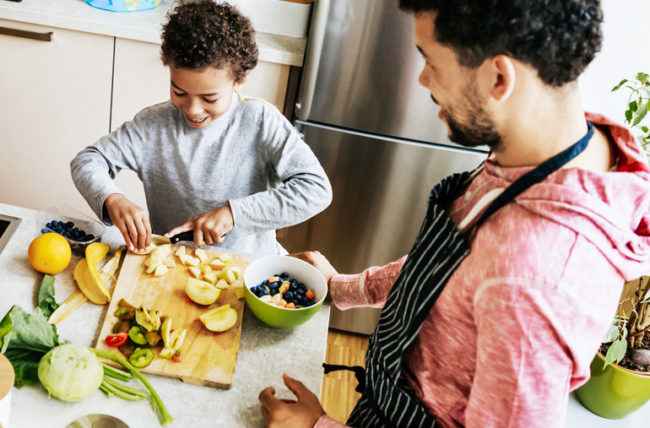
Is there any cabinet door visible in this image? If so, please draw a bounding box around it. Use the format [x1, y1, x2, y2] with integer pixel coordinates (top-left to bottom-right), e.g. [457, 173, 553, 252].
[111, 38, 291, 211]
[0, 19, 113, 217]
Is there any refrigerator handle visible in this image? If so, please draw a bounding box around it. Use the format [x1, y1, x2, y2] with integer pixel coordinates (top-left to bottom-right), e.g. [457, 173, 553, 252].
[295, 0, 331, 121]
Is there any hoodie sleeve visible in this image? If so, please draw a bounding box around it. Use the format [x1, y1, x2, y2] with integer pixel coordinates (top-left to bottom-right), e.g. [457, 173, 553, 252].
[228, 104, 332, 234]
[70, 112, 147, 224]
[330, 256, 407, 310]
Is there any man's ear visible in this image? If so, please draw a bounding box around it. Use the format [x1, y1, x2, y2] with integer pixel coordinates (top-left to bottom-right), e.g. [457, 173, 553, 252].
[488, 55, 516, 102]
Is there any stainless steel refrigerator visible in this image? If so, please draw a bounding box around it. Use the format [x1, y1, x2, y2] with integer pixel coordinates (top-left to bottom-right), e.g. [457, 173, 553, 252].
[278, 0, 488, 334]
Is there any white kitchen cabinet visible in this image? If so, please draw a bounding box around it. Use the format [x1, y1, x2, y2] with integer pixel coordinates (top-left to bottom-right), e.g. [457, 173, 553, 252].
[0, 19, 114, 218]
[110, 37, 292, 211]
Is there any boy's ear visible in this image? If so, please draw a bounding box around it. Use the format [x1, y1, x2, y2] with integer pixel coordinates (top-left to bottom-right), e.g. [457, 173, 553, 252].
[487, 55, 516, 102]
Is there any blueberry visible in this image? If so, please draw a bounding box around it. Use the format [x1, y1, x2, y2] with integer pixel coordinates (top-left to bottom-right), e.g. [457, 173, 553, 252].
[270, 289, 277, 296]
[64, 221, 73, 228]
[290, 283, 297, 291]
[280, 272, 289, 278]
[285, 291, 294, 300]
[262, 280, 269, 286]
[86, 234, 95, 240]
[41, 228, 50, 234]
[269, 282, 279, 289]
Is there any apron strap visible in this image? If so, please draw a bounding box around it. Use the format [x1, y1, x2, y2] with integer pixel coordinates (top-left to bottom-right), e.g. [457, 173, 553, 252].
[473, 121, 594, 228]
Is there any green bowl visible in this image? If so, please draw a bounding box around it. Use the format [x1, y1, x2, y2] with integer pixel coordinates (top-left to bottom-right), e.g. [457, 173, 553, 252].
[244, 255, 327, 329]
[575, 352, 650, 419]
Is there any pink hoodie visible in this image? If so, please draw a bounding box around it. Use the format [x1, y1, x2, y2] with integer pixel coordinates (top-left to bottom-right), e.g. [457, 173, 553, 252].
[317, 114, 650, 428]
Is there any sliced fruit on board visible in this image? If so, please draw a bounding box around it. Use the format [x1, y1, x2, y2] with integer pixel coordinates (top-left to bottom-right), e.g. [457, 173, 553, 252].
[199, 304, 238, 332]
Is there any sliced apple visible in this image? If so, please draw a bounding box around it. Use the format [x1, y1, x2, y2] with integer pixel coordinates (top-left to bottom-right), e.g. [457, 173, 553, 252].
[179, 254, 200, 267]
[221, 265, 243, 283]
[185, 277, 221, 305]
[195, 248, 208, 263]
[203, 272, 218, 284]
[209, 258, 226, 269]
[188, 266, 202, 278]
[174, 246, 186, 257]
[214, 279, 229, 289]
[199, 304, 238, 332]
[154, 264, 168, 276]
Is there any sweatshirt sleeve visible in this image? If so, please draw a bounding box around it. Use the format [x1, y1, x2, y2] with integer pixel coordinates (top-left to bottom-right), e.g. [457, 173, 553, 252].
[228, 104, 332, 234]
[330, 256, 407, 310]
[70, 112, 147, 223]
[464, 280, 577, 428]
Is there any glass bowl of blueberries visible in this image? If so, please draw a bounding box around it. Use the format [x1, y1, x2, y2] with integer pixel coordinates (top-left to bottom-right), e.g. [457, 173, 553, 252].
[243, 255, 328, 329]
[36, 206, 106, 255]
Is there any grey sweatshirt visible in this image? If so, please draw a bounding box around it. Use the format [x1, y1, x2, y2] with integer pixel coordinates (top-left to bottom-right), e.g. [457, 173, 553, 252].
[70, 93, 332, 255]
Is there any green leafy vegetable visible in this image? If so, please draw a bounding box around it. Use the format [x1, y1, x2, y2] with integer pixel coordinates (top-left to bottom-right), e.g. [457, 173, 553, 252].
[36, 274, 59, 317]
[0, 305, 61, 386]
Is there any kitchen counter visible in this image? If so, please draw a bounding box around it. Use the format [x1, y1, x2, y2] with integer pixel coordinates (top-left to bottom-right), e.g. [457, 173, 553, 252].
[0, 0, 307, 66]
[0, 202, 330, 427]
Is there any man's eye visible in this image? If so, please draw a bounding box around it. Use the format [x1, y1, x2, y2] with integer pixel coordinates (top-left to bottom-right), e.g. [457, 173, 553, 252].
[173, 91, 186, 97]
[203, 98, 218, 104]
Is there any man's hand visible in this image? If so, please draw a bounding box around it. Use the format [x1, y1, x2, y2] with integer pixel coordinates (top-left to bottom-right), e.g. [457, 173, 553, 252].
[165, 204, 234, 246]
[290, 251, 338, 285]
[259, 374, 326, 428]
[104, 193, 151, 252]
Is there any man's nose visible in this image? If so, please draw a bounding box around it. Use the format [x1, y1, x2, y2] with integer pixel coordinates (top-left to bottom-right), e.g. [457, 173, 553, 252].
[418, 68, 428, 88]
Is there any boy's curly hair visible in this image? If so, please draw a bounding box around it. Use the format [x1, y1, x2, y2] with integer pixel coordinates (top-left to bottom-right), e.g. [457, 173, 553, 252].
[161, 0, 258, 83]
[399, 0, 602, 87]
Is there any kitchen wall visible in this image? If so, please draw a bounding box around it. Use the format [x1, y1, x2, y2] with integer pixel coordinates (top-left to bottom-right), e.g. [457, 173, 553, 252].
[579, 0, 650, 123]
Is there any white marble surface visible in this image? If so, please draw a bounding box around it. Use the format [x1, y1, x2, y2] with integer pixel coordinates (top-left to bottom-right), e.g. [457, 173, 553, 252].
[0, 0, 307, 66]
[0, 202, 330, 428]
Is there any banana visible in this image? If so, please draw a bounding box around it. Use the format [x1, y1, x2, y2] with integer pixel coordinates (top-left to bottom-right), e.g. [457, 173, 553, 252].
[73, 242, 111, 304]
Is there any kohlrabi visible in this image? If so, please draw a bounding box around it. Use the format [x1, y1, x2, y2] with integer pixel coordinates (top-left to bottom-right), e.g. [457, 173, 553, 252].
[38, 343, 103, 402]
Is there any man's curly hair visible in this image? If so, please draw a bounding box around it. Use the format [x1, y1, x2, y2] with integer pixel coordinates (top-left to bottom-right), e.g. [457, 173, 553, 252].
[161, 0, 258, 83]
[399, 0, 602, 87]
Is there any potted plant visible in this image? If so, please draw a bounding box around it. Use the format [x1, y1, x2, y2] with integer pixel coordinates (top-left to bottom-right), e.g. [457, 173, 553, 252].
[574, 72, 650, 419]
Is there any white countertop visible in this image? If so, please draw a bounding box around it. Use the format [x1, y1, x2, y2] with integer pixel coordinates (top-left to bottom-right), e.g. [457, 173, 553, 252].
[0, 202, 329, 428]
[0, 0, 307, 66]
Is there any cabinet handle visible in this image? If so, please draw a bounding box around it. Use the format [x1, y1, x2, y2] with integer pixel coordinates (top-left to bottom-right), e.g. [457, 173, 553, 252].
[0, 26, 53, 42]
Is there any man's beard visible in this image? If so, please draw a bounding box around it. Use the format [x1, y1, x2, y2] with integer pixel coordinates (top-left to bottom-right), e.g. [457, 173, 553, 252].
[444, 106, 501, 150]
[431, 82, 502, 150]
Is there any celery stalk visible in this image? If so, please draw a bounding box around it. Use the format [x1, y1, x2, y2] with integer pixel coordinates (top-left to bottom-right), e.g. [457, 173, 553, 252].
[92, 349, 173, 426]
[103, 363, 132, 382]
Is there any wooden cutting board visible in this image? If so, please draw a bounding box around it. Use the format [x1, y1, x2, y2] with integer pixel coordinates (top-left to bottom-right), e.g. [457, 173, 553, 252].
[94, 246, 249, 389]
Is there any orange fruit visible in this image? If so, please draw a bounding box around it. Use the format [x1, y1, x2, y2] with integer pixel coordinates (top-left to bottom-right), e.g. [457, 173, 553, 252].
[28, 233, 72, 274]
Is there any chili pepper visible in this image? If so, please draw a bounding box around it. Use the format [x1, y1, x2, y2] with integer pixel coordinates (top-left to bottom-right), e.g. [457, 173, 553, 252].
[105, 332, 128, 347]
[129, 348, 155, 368]
[128, 325, 149, 346]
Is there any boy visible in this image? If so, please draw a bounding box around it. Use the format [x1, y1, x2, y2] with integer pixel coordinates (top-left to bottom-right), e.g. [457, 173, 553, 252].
[71, 0, 332, 255]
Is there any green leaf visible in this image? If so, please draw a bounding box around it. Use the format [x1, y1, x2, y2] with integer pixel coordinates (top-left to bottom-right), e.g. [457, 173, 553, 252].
[0, 305, 61, 386]
[632, 102, 648, 127]
[642, 126, 649, 133]
[629, 101, 638, 112]
[636, 72, 649, 84]
[611, 79, 628, 92]
[642, 288, 650, 304]
[626, 109, 633, 123]
[603, 338, 628, 369]
[36, 274, 59, 318]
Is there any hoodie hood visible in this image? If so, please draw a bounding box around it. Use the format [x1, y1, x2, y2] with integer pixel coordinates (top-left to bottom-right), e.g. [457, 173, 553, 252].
[485, 113, 650, 280]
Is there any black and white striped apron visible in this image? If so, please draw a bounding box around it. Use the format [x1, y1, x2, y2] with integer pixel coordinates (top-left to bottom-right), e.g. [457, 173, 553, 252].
[324, 122, 594, 427]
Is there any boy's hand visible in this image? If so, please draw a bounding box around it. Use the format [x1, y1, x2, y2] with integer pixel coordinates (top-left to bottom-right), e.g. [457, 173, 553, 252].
[104, 193, 151, 252]
[259, 374, 326, 428]
[290, 251, 338, 285]
[165, 204, 234, 246]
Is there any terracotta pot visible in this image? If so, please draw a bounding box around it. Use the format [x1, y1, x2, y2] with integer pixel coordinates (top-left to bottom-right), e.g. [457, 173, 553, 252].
[575, 352, 650, 419]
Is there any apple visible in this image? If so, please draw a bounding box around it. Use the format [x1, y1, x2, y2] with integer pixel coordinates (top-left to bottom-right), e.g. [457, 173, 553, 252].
[185, 277, 221, 305]
[199, 304, 237, 332]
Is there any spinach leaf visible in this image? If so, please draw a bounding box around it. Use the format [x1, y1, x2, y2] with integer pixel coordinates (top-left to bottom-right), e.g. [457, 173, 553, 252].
[36, 274, 59, 318]
[0, 305, 61, 386]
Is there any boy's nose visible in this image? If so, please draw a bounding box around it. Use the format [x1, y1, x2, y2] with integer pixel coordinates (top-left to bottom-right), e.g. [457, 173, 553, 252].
[186, 98, 203, 115]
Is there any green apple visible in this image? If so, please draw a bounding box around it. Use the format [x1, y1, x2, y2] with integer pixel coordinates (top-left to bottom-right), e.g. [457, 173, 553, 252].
[199, 304, 237, 332]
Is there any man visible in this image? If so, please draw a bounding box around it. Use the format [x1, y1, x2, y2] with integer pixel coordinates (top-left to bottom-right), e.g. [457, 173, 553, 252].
[259, 1, 650, 427]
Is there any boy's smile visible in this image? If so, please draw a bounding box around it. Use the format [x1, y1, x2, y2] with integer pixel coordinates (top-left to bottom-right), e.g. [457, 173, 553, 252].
[169, 65, 238, 129]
